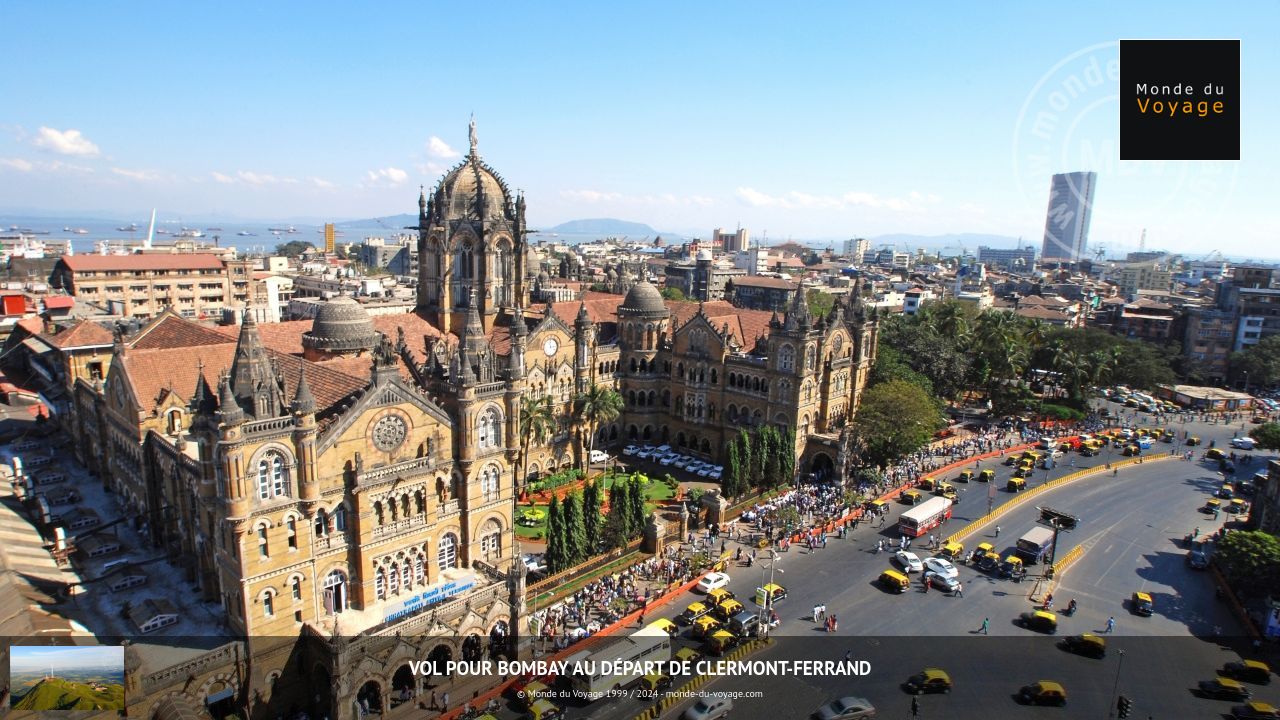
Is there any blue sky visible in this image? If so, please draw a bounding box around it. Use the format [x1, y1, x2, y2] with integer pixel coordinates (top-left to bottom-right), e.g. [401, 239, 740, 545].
[0, 2, 1275, 256]
[9, 645, 123, 671]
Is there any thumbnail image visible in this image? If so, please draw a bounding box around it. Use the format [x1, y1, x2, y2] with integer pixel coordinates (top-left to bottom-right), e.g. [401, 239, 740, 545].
[8, 646, 125, 712]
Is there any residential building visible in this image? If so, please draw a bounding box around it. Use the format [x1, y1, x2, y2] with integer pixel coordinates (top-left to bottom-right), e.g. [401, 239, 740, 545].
[843, 238, 870, 263]
[1182, 306, 1236, 384]
[903, 286, 935, 316]
[712, 227, 750, 253]
[1113, 261, 1173, 299]
[978, 245, 1038, 272]
[730, 275, 798, 311]
[50, 254, 255, 320]
[1040, 171, 1096, 263]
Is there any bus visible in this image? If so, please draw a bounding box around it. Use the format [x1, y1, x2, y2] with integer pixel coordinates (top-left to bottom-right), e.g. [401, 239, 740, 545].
[897, 496, 953, 538]
[569, 624, 672, 701]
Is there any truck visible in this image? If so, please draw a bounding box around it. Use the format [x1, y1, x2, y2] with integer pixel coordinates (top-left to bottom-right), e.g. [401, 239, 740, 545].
[1015, 526, 1055, 564]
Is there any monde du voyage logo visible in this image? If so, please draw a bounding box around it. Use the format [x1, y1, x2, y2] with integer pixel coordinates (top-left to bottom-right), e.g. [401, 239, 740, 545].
[1120, 39, 1240, 160]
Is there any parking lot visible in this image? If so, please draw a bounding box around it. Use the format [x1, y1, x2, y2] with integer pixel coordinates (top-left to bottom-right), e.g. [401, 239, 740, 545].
[618, 444, 724, 483]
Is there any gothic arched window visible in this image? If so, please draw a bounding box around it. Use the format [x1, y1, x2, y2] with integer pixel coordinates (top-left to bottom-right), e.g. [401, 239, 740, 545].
[438, 533, 459, 571]
[256, 452, 290, 500]
[778, 344, 795, 372]
[477, 407, 501, 450]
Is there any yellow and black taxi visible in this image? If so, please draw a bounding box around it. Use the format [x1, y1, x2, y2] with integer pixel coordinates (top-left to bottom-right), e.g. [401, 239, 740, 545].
[636, 672, 674, 693]
[879, 569, 910, 593]
[674, 647, 703, 665]
[1187, 436, 1202, 446]
[647, 618, 680, 636]
[518, 681, 552, 710]
[1004, 453, 1022, 466]
[1206, 447, 1226, 460]
[902, 668, 952, 695]
[704, 628, 740, 655]
[1198, 676, 1252, 701]
[977, 550, 1001, 573]
[1218, 483, 1236, 499]
[1223, 660, 1273, 685]
[1122, 444, 1141, 456]
[939, 540, 964, 560]
[524, 698, 565, 720]
[680, 601, 712, 624]
[713, 598, 745, 622]
[756, 583, 788, 605]
[706, 587, 735, 607]
[1204, 499, 1223, 514]
[957, 469, 974, 483]
[1131, 591, 1154, 617]
[1019, 680, 1067, 706]
[1007, 477, 1028, 491]
[1059, 633, 1106, 658]
[866, 499, 887, 516]
[978, 469, 996, 482]
[918, 477, 938, 492]
[936, 483, 958, 500]
[1230, 498, 1249, 514]
[689, 614, 722, 639]
[1230, 701, 1280, 720]
[1017, 610, 1058, 634]
[901, 489, 923, 505]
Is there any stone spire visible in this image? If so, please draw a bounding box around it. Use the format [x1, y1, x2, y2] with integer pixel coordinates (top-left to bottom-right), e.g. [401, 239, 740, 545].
[784, 285, 811, 332]
[291, 360, 316, 415]
[217, 374, 244, 427]
[229, 311, 286, 420]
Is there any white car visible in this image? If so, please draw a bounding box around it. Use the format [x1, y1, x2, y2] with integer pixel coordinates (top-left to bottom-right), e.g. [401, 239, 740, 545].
[673, 456, 691, 469]
[636, 448, 654, 459]
[683, 696, 733, 720]
[686, 461, 706, 473]
[697, 465, 716, 478]
[894, 551, 923, 573]
[696, 572, 731, 593]
[656, 444, 672, 454]
[815, 696, 877, 720]
[589, 450, 609, 464]
[923, 557, 958, 579]
[1230, 437, 1256, 450]
[709, 467, 723, 480]
[659, 454, 679, 466]
[622, 445, 639, 456]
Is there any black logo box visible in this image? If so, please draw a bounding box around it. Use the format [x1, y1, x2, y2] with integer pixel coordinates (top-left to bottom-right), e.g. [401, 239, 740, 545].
[1120, 39, 1239, 160]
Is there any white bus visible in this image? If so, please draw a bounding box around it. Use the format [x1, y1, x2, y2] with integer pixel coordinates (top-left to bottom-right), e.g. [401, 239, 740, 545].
[569, 624, 672, 701]
[898, 496, 953, 538]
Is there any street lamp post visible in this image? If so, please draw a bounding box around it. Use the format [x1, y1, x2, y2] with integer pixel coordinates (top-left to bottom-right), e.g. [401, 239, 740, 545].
[757, 551, 781, 637]
[1107, 648, 1125, 719]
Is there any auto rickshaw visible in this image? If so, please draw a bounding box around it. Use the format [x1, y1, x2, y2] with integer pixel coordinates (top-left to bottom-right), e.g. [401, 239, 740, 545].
[648, 618, 680, 636]
[1206, 447, 1226, 460]
[1012, 466, 1032, 479]
[879, 568, 910, 593]
[756, 583, 788, 606]
[690, 614, 721, 639]
[1203, 499, 1223, 514]
[918, 477, 937, 492]
[1131, 591, 1154, 616]
[674, 647, 703, 665]
[635, 672, 673, 693]
[525, 699, 565, 720]
[957, 469, 974, 483]
[1229, 498, 1249, 514]
[1001, 554, 1025, 579]
[1007, 477, 1027, 492]
[1123, 444, 1141, 456]
[705, 629, 740, 655]
[1187, 436, 1201, 446]
[1217, 484, 1235, 499]
[867, 499, 887, 516]
[1161, 431, 1175, 443]
[939, 540, 964, 560]
[936, 483, 958, 500]
[714, 598, 745, 622]
[681, 601, 711, 623]
[1060, 633, 1106, 658]
[901, 489, 923, 505]
[706, 587, 735, 606]
[978, 469, 996, 482]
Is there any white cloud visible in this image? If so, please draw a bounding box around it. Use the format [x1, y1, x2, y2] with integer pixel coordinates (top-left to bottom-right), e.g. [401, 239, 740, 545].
[0, 158, 33, 171]
[211, 171, 235, 184]
[417, 162, 448, 177]
[426, 136, 460, 159]
[366, 167, 408, 185]
[237, 170, 296, 186]
[562, 189, 623, 203]
[33, 127, 100, 156]
[111, 167, 161, 181]
[310, 177, 335, 189]
[559, 189, 714, 208]
[735, 187, 915, 211]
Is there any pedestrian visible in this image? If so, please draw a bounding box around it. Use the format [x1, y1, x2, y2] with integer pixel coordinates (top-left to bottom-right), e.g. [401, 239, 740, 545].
[819, 605, 827, 622]
[430, 691, 437, 710]
[813, 605, 821, 623]
[980, 617, 989, 634]
[1105, 616, 1115, 633]
[441, 692, 450, 712]
[955, 582, 963, 598]
[844, 650, 853, 663]
[911, 696, 920, 718]
[995, 525, 1001, 538]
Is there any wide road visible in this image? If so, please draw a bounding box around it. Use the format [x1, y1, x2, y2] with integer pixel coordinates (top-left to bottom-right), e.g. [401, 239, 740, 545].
[499, 405, 1273, 719]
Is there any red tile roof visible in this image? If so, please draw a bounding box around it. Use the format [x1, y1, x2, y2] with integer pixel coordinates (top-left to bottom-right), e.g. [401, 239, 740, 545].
[732, 276, 796, 290]
[43, 296, 75, 310]
[668, 300, 774, 349]
[129, 313, 235, 350]
[60, 253, 225, 272]
[44, 320, 114, 349]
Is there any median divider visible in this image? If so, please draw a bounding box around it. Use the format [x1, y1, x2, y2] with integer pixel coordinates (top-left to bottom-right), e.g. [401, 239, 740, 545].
[631, 638, 774, 720]
[946, 451, 1177, 547]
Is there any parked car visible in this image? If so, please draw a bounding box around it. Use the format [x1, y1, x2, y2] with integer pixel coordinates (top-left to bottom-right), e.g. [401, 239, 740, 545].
[1187, 550, 1209, 569]
[589, 450, 609, 464]
[622, 445, 640, 456]
[814, 696, 877, 720]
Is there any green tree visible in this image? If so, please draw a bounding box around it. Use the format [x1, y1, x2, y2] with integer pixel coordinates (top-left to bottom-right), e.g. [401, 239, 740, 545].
[779, 426, 796, 486]
[762, 426, 782, 487]
[806, 289, 835, 318]
[517, 394, 556, 490]
[274, 240, 315, 257]
[562, 490, 587, 566]
[545, 495, 566, 573]
[723, 438, 743, 500]
[660, 286, 686, 301]
[852, 379, 945, 469]
[738, 429, 754, 495]
[604, 481, 630, 549]
[1230, 335, 1280, 388]
[582, 481, 603, 555]
[626, 474, 646, 538]
[573, 384, 625, 471]
[869, 345, 935, 396]
[1214, 530, 1280, 599]
[1249, 422, 1280, 451]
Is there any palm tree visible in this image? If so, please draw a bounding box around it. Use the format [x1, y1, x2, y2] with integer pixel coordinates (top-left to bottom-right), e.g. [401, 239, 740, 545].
[517, 394, 555, 491]
[930, 300, 972, 344]
[573, 384, 624, 473]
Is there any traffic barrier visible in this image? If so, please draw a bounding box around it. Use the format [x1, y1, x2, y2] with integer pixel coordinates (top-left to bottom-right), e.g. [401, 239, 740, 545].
[946, 452, 1176, 546]
[629, 637, 773, 720]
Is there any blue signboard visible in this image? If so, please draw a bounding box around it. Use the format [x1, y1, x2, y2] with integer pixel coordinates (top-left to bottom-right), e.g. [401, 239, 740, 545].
[383, 580, 475, 623]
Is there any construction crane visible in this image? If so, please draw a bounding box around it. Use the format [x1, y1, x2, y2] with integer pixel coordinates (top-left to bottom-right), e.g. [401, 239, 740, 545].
[1093, 245, 1107, 262]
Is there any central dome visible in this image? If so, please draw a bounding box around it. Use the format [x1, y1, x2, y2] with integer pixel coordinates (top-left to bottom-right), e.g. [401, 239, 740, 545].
[303, 296, 378, 356]
[621, 280, 666, 313]
[431, 149, 515, 224]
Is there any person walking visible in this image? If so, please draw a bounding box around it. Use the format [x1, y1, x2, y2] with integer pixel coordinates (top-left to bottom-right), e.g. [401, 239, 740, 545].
[813, 605, 821, 623]
[911, 696, 920, 718]
[955, 581, 963, 598]
[1105, 616, 1115, 633]
[994, 525, 1001, 538]
[980, 617, 989, 634]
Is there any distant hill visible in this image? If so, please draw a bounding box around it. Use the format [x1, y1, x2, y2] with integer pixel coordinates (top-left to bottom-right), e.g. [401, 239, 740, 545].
[544, 219, 659, 236]
[871, 233, 1025, 251]
[335, 214, 416, 229]
[11, 678, 124, 711]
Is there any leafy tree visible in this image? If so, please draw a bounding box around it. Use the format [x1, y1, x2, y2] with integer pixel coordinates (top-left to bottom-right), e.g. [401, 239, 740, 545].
[738, 429, 754, 495]
[582, 481, 603, 554]
[660, 286, 686, 301]
[274, 240, 315, 257]
[751, 427, 770, 488]
[723, 438, 743, 500]
[1249, 422, 1280, 451]
[573, 384, 625, 471]
[762, 425, 782, 487]
[869, 345, 936, 397]
[852, 379, 945, 469]
[626, 474, 646, 538]
[1215, 530, 1280, 599]
[517, 394, 556, 490]
[805, 289, 836, 318]
[604, 481, 630, 549]
[779, 427, 796, 485]
[545, 495, 566, 573]
[562, 490, 587, 566]
[877, 314, 971, 399]
[1230, 335, 1280, 388]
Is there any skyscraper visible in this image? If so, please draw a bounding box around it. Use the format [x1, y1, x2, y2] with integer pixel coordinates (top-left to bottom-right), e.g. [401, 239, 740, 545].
[1040, 171, 1096, 263]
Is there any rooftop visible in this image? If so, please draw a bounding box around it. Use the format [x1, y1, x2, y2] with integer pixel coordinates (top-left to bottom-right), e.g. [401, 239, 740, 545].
[59, 253, 225, 272]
